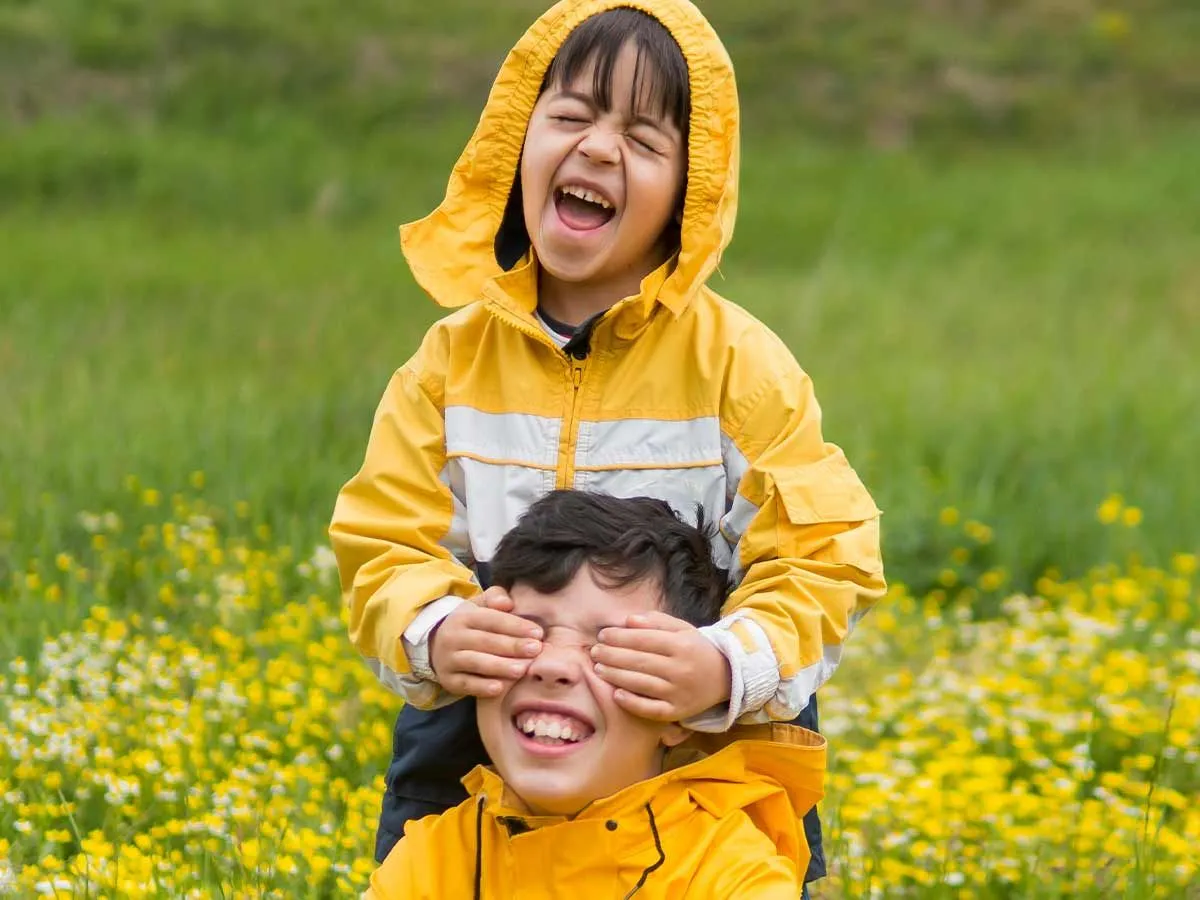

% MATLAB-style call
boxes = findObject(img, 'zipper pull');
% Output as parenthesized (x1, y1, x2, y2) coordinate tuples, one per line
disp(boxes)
(572, 366, 583, 390)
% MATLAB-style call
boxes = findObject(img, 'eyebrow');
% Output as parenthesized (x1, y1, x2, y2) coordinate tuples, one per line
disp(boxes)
(552, 89, 674, 135)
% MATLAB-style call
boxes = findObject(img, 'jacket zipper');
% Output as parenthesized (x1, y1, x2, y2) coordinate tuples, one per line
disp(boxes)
(558, 358, 587, 489)
(486, 299, 598, 490)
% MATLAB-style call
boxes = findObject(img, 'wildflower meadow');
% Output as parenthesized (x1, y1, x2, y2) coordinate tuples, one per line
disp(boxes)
(3, 0, 1198, 897)
(2, 485, 1197, 897)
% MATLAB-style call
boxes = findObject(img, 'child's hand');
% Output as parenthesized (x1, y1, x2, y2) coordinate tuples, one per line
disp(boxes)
(429, 587, 544, 698)
(591, 612, 731, 721)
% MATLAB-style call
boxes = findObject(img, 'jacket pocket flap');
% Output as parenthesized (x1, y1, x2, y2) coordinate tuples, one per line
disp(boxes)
(772, 454, 881, 525)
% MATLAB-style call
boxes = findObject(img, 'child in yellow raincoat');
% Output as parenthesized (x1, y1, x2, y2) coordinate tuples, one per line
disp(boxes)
(330, 1, 886, 891)
(365, 491, 827, 899)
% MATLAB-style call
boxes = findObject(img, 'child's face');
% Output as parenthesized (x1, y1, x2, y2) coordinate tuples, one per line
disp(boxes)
(476, 566, 688, 816)
(520, 40, 686, 298)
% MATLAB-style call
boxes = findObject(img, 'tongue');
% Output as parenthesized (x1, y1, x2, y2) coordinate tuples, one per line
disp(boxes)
(557, 193, 613, 231)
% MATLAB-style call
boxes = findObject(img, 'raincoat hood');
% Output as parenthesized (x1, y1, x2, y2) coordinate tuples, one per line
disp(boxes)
(367, 725, 824, 899)
(399, 0, 740, 318)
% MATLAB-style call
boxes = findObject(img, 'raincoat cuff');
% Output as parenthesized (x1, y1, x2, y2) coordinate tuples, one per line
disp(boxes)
(685, 616, 780, 732)
(683, 626, 742, 732)
(403, 595, 468, 683)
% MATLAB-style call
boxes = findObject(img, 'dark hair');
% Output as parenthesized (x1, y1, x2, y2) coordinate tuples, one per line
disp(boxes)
(490, 491, 726, 628)
(542, 8, 691, 131)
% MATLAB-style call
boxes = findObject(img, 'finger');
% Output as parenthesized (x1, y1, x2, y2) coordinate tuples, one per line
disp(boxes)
(466, 606, 543, 640)
(479, 587, 514, 612)
(452, 650, 532, 680)
(459, 626, 543, 659)
(622, 611, 692, 632)
(593, 663, 673, 700)
(590, 644, 675, 678)
(444, 674, 509, 699)
(611, 689, 678, 722)
(596, 626, 680, 655)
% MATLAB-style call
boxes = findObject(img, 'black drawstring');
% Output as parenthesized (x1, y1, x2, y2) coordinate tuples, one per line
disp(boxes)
(622, 803, 665, 899)
(474, 796, 485, 900)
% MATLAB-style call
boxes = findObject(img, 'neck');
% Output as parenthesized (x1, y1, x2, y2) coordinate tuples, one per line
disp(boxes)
(537, 253, 669, 327)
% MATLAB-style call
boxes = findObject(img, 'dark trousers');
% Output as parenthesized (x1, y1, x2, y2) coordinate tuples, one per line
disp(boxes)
(374, 694, 827, 886)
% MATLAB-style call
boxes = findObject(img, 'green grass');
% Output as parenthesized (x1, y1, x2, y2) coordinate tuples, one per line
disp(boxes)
(4, 123, 1198, 599)
(3, 4, 1199, 895)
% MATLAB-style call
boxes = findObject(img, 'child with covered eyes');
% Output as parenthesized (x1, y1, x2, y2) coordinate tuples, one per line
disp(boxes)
(364, 491, 827, 899)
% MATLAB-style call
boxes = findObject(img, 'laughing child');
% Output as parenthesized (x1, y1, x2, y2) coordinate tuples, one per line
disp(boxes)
(330, 0, 886, 889)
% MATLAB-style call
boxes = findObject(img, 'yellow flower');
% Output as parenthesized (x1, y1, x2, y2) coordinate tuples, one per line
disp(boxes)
(1097, 494, 1123, 524)
(142, 489, 161, 508)
(964, 520, 994, 544)
(1122, 506, 1143, 527)
(939, 507, 960, 527)
(189, 470, 206, 490)
(1172, 553, 1197, 577)
(979, 569, 1007, 592)
(1094, 10, 1131, 41)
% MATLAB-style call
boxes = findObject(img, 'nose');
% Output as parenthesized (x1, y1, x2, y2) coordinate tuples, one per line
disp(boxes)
(577, 124, 620, 166)
(527, 641, 583, 687)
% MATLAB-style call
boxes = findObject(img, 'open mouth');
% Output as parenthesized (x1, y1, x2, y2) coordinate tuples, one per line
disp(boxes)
(512, 710, 596, 754)
(553, 184, 617, 232)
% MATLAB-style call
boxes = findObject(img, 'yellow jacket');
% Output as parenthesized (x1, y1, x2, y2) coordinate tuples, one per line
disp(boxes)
(365, 725, 825, 899)
(330, 0, 886, 726)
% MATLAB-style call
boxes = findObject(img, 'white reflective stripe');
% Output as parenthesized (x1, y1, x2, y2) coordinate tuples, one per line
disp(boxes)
(363, 656, 459, 710)
(767, 643, 844, 721)
(720, 432, 750, 504)
(574, 466, 728, 565)
(445, 407, 560, 467)
(453, 457, 557, 562)
(720, 493, 761, 583)
(576, 417, 722, 469)
(438, 465, 473, 566)
(403, 596, 468, 682)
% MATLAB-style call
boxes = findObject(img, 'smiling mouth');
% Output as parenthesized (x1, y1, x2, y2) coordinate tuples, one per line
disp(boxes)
(554, 186, 617, 232)
(512, 711, 596, 750)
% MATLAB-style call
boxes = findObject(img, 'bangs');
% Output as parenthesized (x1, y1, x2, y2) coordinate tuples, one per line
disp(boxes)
(542, 7, 691, 130)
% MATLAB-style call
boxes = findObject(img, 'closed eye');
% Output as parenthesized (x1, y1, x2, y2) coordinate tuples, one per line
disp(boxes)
(628, 133, 663, 154)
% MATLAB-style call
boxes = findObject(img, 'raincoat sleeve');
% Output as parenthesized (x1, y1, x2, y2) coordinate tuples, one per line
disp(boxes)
(690, 338, 885, 731)
(329, 327, 479, 710)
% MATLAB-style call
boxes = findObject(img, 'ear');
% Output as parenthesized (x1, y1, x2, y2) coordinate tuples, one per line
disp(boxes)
(659, 722, 690, 749)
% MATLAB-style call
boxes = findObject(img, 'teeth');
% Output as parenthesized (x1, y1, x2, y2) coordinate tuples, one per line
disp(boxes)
(515, 712, 588, 742)
(560, 185, 613, 210)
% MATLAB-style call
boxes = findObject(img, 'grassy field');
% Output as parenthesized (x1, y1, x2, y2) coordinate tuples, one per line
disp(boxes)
(3, 0, 1200, 895)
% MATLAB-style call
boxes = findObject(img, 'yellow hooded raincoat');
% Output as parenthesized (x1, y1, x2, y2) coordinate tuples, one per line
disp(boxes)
(330, 0, 885, 728)
(366, 725, 825, 899)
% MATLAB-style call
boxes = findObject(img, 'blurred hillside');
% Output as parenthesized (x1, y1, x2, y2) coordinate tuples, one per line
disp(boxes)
(2, 0, 1198, 217)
